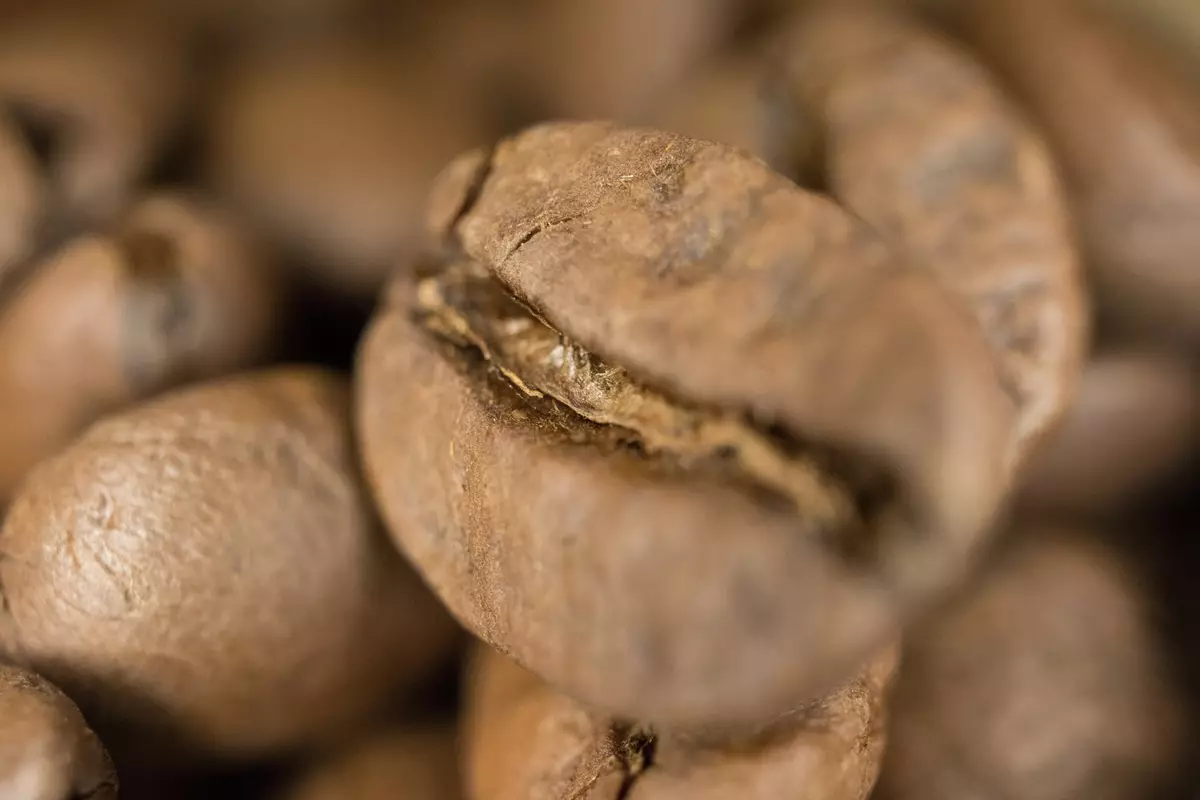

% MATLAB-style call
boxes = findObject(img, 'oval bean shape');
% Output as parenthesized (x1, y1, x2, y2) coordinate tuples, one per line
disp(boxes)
(0, 664, 117, 800)
(358, 122, 1012, 726)
(0, 368, 459, 766)
(959, 0, 1200, 352)
(0, 193, 282, 505)
(781, 3, 1087, 456)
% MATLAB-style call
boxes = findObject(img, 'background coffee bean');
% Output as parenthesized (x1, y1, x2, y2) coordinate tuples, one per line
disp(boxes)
(874, 525, 1189, 800)
(0, 2, 188, 233)
(781, 2, 1087, 457)
(0, 368, 460, 767)
(954, 0, 1200, 353)
(1015, 351, 1200, 521)
(0, 192, 282, 504)
(0, 662, 118, 800)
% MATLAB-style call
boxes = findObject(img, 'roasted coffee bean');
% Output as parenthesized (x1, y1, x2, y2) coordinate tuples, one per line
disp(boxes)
(956, 0, 1200, 351)
(207, 38, 491, 296)
(464, 643, 896, 800)
(513, 0, 739, 122)
(0, 368, 460, 766)
(781, 2, 1087, 455)
(1016, 351, 1199, 520)
(0, 3, 187, 230)
(0, 663, 118, 800)
(275, 723, 461, 800)
(875, 525, 1188, 800)
(0, 193, 282, 504)
(0, 111, 43, 286)
(647, 51, 802, 177)
(359, 121, 1013, 727)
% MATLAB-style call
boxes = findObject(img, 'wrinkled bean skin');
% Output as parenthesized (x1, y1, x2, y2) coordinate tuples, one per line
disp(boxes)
(0, 368, 460, 767)
(464, 644, 896, 800)
(957, 0, 1200, 352)
(275, 724, 461, 800)
(875, 526, 1188, 800)
(0, 3, 186, 230)
(782, 2, 1087, 457)
(359, 121, 1012, 727)
(0, 193, 282, 505)
(0, 663, 118, 800)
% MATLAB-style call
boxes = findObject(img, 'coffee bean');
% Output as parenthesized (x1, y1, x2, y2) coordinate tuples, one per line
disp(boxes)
(875, 525, 1188, 800)
(780, 3, 1088, 455)
(0, 368, 460, 766)
(463, 643, 896, 800)
(359, 121, 1013, 727)
(958, 0, 1200, 352)
(0, 663, 118, 800)
(0, 193, 282, 503)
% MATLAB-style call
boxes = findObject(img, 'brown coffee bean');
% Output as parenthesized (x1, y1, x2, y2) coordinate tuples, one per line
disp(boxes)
(781, 2, 1088, 456)
(0, 368, 460, 766)
(875, 525, 1188, 800)
(0, 663, 117, 800)
(464, 644, 896, 800)
(646, 51, 802, 176)
(207, 39, 491, 296)
(0, 111, 44, 287)
(513, 0, 740, 121)
(1015, 351, 1200, 520)
(1093, 0, 1200, 82)
(957, 0, 1200, 352)
(0, 3, 187, 230)
(276, 723, 461, 800)
(358, 121, 1013, 726)
(0, 192, 281, 504)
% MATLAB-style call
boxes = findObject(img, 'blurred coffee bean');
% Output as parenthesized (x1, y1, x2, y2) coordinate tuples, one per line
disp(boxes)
(1016, 352, 1200, 521)
(958, 0, 1200, 352)
(207, 39, 492, 297)
(0, 2, 188, 232)
(875, 525, 1189, 800)
(0, 192, 281, 504)
(0, 112, 44, 290)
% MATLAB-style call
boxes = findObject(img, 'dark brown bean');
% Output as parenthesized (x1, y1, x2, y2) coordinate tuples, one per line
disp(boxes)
(0, 193, 282, 504)
(781, 2, 1088, 456)
(875, 525, 1188, 800)
(464, 643, 896, 800)
(358, 121, 1012, 726)
(0, 663, 117, 800)
(0, 368, 460, 766)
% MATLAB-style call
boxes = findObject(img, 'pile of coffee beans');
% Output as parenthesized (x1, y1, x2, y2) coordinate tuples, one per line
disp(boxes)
(0, 0, 1196, 798)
